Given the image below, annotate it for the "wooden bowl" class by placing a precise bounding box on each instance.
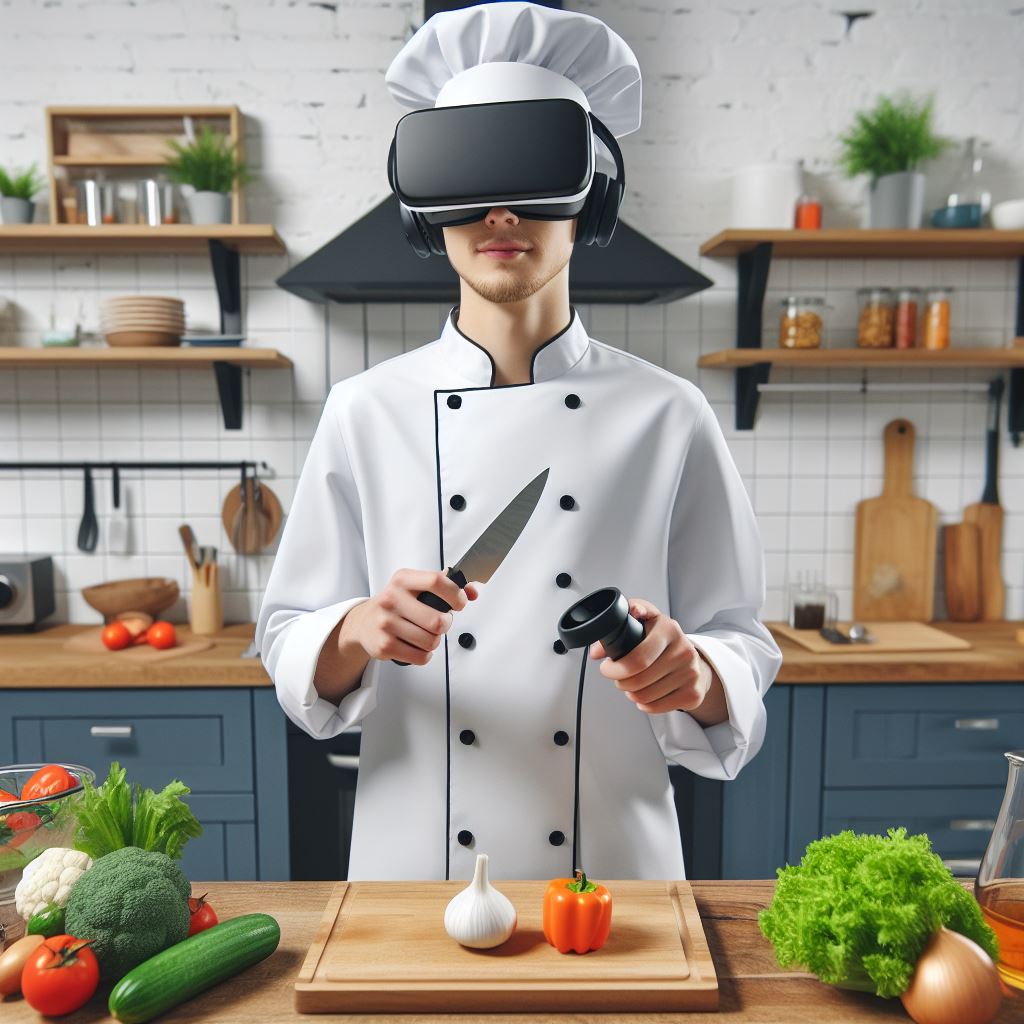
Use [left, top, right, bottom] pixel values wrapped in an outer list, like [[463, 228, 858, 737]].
[[104, 330, 181, 347], [82, 577, 179, 622]]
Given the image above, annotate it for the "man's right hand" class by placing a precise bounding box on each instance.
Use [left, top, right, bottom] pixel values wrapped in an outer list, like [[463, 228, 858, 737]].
[[342, 568, 480, 667]]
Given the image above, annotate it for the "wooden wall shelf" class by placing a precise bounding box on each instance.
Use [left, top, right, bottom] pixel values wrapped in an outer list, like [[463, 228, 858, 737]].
[[699, 229, 1024, 441], [699, 345, 1024, 369], [0, 224, 286, 255], [701, 229, 1024, 260]]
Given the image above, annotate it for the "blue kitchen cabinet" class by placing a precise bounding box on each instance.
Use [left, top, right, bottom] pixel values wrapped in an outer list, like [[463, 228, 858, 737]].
[[0, 687, 290, 882], [710, 682, 1023, 880]]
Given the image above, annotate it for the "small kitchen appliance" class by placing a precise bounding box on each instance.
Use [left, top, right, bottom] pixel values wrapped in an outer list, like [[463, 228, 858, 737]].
[[0, 554, 56, 632]]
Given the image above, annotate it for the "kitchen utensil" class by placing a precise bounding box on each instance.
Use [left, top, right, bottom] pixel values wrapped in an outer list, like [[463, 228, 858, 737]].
[[247, 468, 274, 551], [847, 622, 873, 643], [0, 555, 55, 631], [963, 379, 1004, 620], [220, 473, 284, 555], [81, 577, 179, 622], [76, 466, 99, 553], [108, 466, 129, 555], [771, 620, 971, 654], [232, 463, 247, 552], [854, 419, 937, 621], [392, 467, 550, 666], [296, 879, 717, 1013], [557, 587, 644, 659], [944, 521, 982, 622], [819, 626, 852, 644], [178, 524, 200, 571]]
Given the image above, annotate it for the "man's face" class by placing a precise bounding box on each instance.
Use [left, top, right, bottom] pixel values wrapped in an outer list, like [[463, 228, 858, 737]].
[[443, 208, 575, 305]]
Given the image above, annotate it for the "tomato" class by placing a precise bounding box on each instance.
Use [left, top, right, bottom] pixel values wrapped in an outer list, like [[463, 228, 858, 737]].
[[101, 621, 132, 651], [21, 935, 99, 1016], [21, 764, 76, 800], [187, 892, 219, 935], [147, 621, 177, 650]]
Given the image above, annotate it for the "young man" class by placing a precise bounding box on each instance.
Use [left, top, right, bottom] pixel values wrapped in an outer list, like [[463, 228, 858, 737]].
[[257, 2, 782, 883]]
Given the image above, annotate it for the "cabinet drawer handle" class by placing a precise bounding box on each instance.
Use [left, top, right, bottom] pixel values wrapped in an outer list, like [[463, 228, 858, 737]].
[[942, 858, 981, 875], [949, 819, 996, 831], [90, 725, 133, 738], [954, 718, 999, 730], [326, 754, 360, 771]]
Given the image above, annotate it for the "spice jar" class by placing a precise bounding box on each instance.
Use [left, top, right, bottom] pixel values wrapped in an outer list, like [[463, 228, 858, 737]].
[[778, 296, 825, 349], [922, 287, 953, 350], [895, 288, 920, 349], [794, 194, 822, 229], [856, 288, 895, 348]]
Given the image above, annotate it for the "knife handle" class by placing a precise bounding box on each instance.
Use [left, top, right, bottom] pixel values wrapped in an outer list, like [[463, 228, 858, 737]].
[[392, 567, 468, 666]]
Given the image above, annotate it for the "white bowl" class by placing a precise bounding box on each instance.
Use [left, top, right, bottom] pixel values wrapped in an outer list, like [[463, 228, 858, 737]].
[[991, 199, 1024, 230]]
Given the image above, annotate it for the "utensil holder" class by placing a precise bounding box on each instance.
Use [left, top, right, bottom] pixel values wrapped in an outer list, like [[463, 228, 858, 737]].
[[189, 564, 223, 635]]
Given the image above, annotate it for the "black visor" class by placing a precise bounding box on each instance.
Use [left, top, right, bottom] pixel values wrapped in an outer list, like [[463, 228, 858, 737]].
[[389, 98, 594, 226]]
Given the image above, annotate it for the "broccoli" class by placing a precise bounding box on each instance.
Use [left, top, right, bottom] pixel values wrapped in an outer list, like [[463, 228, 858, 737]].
[[64, 845, 190, 981]]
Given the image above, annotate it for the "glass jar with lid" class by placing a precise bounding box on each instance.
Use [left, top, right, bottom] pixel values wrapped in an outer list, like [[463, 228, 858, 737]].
[[922, 287, 953, 349], [778, 295, 826, 349], [894, 288, 921, 349], [856, 287, 895, 348]]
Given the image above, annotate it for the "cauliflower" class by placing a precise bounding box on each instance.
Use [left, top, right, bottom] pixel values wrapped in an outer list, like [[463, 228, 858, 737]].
[[64, 845, 190, 981], [15, 846, 94, 920]]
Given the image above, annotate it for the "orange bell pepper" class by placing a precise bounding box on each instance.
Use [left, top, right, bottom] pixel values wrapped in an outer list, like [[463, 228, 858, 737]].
[[542, 870, 612, 954]]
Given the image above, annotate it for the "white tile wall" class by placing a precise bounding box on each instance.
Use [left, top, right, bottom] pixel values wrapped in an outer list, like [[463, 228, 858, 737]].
[[2, 0, 1023, 625]]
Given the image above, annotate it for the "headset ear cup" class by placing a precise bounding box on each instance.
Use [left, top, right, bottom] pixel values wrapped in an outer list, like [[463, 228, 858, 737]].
[[425, 218, 447, 256], [595, 175, 623, 247], [398, 202, 431, 259], [577, 173, 609, 247]]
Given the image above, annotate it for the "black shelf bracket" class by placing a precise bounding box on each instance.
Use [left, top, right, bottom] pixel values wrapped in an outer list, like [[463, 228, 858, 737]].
[[735, 242, 773, 430], [1009, 256, 1024, 447], [208, 238, 245, 429]]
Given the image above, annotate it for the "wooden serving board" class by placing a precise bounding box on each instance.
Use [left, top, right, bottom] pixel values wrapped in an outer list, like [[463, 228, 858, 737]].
[[772, 620, 972, 654], [854, 419, 938, 621], [62, 627, 213, 662], [295, 880, 718, 1014]]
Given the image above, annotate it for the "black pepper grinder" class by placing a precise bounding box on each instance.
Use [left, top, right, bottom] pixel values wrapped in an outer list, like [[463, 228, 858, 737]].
[[557, 587, 645, 660]]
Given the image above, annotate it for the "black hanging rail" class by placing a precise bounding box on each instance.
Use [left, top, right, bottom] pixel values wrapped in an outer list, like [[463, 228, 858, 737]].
[[0, 461, 270, 473]]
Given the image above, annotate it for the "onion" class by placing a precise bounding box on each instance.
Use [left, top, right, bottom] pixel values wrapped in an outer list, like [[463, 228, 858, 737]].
[[900, 926, 1003, 1024], [0, 934, 45, 997]]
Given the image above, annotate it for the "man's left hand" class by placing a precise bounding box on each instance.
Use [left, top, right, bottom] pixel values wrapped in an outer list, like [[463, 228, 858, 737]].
[[589, 599, 729, 726]]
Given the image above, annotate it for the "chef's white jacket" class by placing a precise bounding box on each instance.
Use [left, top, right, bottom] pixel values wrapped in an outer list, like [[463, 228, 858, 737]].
[[256, 306, 783, 882]]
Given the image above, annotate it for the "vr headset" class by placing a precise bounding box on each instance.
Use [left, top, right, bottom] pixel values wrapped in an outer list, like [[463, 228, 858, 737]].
[[387, 97, 625, 258]]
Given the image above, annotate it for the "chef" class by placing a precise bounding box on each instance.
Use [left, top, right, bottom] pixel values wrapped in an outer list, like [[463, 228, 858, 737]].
[[256, 1, 783, 883]]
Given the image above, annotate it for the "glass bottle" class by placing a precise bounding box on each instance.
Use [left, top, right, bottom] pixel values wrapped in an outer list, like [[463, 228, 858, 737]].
[[975, 751, 1024, 992], [932, 137, 992, 229], [856, 287, 895, 348], [922, 287, 953, 350]]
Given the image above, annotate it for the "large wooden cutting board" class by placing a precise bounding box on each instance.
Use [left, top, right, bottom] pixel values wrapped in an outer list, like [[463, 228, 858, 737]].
[[854, 419, 937, 621], [295, 880, 718, 1014], [62, 627, 213, 662], [772, 620, 971, 654]]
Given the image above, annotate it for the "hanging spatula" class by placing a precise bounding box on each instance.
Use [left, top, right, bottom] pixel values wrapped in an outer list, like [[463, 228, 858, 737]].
[[108, 465, 130, 555]]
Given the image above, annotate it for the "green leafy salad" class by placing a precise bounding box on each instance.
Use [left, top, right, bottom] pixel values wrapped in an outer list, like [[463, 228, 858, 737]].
[[758, 827, 999, 998]]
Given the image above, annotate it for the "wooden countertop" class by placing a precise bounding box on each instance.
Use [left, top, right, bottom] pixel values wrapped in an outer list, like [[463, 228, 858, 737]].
[[0, 624, 271, 688], [773, 620, 1024, 683], [3, 621, 1023, 689], [3, 880, 1021, 1022]]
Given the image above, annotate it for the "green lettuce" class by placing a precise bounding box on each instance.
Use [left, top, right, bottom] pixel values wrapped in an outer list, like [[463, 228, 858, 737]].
[[73, 762, 202, 860], [758, 827, 999, 998]]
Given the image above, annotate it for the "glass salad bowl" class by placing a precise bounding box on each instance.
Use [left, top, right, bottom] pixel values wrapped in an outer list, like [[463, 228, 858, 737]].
[[0, 763, 96, 909]]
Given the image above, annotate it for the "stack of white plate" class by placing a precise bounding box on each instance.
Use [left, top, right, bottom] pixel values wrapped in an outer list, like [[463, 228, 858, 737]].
[[100, 296, 185, 347]]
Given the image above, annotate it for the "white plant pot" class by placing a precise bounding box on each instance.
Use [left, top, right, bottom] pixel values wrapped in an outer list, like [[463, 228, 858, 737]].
[[866, 171, 926, 229], [187, 191, 232, 225], [1, 197, 34, 224]]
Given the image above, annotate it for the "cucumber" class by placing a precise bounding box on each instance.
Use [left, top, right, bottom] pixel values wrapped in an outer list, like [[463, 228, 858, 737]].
[[27, 902, 65, 937], [107, 913, 280, 1024]]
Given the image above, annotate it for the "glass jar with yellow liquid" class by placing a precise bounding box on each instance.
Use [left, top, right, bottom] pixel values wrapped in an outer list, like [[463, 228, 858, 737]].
[[976, 750, 1024, 993]]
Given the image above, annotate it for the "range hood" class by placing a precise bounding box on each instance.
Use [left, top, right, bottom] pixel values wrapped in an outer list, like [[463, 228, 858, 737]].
[[277, 0, 712, 306], [277, 195, 712, 305]]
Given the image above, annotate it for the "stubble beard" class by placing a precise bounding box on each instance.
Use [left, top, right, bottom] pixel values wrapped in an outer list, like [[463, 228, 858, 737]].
[[463, 249, 571, 305]]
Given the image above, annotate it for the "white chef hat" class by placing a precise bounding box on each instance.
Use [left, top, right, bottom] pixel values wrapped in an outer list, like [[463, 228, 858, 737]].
[[384, 1, 642, 139]]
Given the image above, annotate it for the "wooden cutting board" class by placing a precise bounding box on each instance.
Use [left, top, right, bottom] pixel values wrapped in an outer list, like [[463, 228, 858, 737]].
[[62, 627, 213, 662], [295, 880, 718, 1014], [771, 620, 971, 654], [854, 419, 937, 621], [944, 522, 981, 622]]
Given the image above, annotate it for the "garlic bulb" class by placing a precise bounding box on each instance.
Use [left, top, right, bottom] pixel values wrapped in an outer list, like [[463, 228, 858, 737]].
[[443, 853, 517, 949]]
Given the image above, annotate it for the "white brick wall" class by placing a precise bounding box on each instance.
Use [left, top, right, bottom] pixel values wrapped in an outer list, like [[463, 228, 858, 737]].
[[1, 0, 1023, 625]]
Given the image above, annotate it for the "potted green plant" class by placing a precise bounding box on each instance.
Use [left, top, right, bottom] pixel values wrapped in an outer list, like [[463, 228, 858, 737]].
[[0, 163, 47, 224], [838, 93, 952, 229], [163, 124, 251, 225]]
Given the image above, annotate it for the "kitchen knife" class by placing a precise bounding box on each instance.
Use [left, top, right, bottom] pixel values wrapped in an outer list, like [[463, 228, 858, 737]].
[[392, 466, 550, 666]]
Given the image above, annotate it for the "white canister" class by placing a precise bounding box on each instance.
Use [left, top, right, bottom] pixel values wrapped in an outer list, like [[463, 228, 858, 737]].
[[731, 162, 804, 229]]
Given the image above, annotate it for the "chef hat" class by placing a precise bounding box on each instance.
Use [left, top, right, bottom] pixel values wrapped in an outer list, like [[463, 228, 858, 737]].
[[384, 1, 642, 139]]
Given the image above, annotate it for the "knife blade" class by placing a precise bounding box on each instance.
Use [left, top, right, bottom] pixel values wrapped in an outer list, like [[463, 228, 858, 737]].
[[392, 466, 550, 666]]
